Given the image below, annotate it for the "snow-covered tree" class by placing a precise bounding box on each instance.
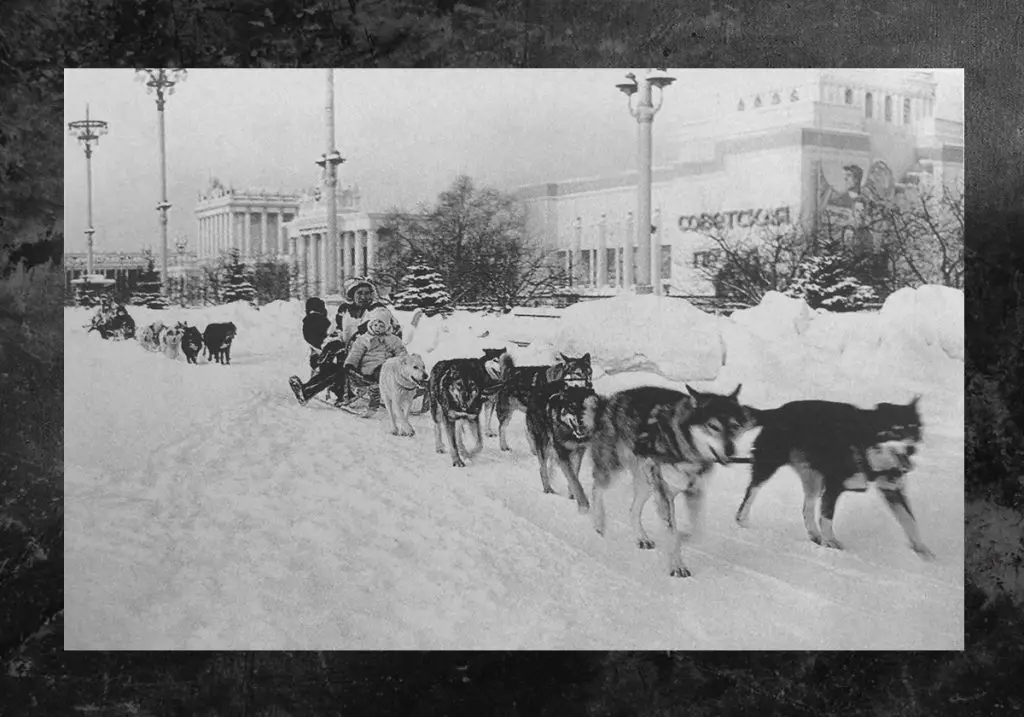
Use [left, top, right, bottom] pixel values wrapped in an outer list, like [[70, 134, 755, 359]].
[[130, 254, 168, 310], [392, 263, 454, 316], [220, 248, 257, 306], [785, 252, 877, 312]]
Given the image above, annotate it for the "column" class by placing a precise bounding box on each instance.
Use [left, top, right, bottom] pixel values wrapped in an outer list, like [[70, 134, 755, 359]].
[[279, 214, 288, 256], [289, 235, 298, 297], [243, 210, 252, 259], [320, 232, 329, 296], [612, 220, 621, 287], [596, 214, 608, 289], [623, 212, 634, 290], [299, 234, 309, 300], [343, 231, 353, 280], [366, 229, 377, 275], [260, 210, 269, 257], [356, 230, 367, 277], [572, 218, 582, 287], [326, 228, 338, 294], [312, 234, 322, 297]]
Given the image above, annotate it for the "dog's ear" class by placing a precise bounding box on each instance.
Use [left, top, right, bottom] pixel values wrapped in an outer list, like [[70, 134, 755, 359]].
[[557, 353, 567, 363], [582, 353, 591, 364], [910, 394, 921, 408], [686, 384, 702, 400], [729, 384, 742, 401]]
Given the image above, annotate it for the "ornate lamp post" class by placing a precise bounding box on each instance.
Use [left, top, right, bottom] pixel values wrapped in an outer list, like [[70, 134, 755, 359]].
[[617, 69, 675, 295], [136, 68, 187, 292], [316, 69, 346, 295], [67, 105, 109, 278]]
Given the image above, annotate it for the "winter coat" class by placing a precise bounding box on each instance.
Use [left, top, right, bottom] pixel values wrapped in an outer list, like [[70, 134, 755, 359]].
[[345, 333, 407, 377], [302, 312, 333, 351], [336, 301, 403, 345]]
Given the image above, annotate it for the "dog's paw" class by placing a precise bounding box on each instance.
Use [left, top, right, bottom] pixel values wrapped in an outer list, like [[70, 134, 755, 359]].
[[820, 538, 844, 550], [636, 538, 656, 550], [913, 544, 935, 560], [576, 502, 590, 515], [452, 458, 466, 468], [542, 486, 556, 494], [668, 566, 692, 578], [400, 428, 416, 437], [485, 429, 497, 437]]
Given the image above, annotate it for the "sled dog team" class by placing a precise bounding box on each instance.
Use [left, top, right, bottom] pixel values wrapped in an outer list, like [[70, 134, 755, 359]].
[[289, 280, 934, 578], [136, 318, 237, 365]]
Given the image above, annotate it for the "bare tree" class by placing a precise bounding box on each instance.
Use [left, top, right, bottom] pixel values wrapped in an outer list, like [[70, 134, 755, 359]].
[[694, 223, 816, 305], [376, 175, 567, 308], [865, 179, 965, 289]]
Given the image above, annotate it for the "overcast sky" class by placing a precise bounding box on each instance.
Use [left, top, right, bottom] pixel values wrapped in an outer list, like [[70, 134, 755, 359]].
[[63, 69, 963, 254]]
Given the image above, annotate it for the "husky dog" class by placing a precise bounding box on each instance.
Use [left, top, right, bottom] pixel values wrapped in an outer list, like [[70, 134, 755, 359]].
[[524, 381, 600, 510], [379, 353, 429, 437], [429, 348, 506, 467], [181, 325, 204, 364], [585, 384, 747, 577], [494, 352, 593, 451], [137, 321, 165, 352], [160, 321, 186, 360], [735, 397, 933, 559]]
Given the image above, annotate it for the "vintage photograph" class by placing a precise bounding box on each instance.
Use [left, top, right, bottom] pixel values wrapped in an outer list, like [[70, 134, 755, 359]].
[[63, 68, 963, 650]]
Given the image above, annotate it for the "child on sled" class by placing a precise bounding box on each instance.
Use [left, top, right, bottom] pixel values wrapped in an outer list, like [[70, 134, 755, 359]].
[[342, 308, 408, 418]]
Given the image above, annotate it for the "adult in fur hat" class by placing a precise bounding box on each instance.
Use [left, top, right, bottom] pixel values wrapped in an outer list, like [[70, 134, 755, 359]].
[[336, 277, 402, 345]]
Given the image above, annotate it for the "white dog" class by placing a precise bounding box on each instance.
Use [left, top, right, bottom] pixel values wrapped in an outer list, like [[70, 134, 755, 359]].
[[160, 322, 185, 360], [379, 353, 428, 436]]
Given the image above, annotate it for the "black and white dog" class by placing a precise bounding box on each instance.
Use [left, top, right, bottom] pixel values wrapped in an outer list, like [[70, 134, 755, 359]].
[[428, 348, 506, 468], [735, 397, 933, 559], [491, 351, 592, 452], [524, 380, 599, 509], [585, 385, 748, 577]]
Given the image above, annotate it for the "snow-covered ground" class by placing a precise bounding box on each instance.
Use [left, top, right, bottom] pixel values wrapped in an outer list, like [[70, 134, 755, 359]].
[[65, 289, 964, 649]]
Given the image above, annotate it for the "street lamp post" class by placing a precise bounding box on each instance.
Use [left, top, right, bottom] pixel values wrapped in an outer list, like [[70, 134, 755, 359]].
[[137, 68, 187, 292], [317, 69, 346, 295], [67, 105, 109, 278], [617, 69, 675, 295]]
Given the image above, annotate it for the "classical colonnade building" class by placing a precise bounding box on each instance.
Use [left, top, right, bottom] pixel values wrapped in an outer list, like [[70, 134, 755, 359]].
[[518, 69, 964, 296], [193, 179, 388, 298], [195, 179, 299, 260], [284, 184, 388, 300]]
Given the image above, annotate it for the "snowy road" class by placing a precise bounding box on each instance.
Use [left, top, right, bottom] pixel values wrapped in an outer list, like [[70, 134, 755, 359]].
[[65, 302, 964, 649]]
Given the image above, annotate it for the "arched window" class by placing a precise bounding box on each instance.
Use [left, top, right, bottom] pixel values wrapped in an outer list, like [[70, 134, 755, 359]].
[[753, 95, 762, 108], [771, 92, 780, 105], [865, 92, 873, 118], [737, 99, 745, 111], [884, 95, 893, 122], [844, 88, 853, 105]]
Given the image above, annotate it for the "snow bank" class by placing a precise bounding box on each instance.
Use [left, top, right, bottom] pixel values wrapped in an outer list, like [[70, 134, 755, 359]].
[[729, 291, 814, 342], [878, 285, 964, 362], [552, 295, 725, 382]]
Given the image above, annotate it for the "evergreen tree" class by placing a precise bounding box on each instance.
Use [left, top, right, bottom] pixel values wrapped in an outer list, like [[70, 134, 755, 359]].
[[220, 248, 257, 306], [130, 255, 169, 310], [785, 252, 877, 312], [392, 263, 454, 316]]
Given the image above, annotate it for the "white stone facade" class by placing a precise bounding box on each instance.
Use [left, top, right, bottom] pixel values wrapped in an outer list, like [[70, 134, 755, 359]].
[[519, 70, 964, 297]]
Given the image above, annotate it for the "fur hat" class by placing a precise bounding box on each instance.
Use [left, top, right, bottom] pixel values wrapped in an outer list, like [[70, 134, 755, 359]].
[[305, 297, 327, 315], [345, 277, 376, 301], [365, 307, 393, 335]]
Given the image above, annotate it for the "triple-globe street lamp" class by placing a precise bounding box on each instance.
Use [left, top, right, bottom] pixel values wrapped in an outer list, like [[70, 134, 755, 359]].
[[617, 69, 675, 295], [136, 68, 187, 292]]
